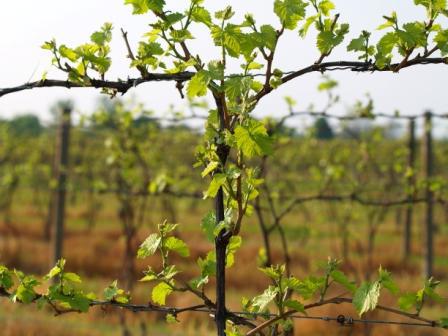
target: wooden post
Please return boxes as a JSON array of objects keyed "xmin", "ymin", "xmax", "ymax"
[
  {"xmin": 52, "ymin": 104, "xmax": 72, "ymax": 266},
  {"xmin": 214, "ymin": 97, "xmax": 231, "ymax": 336},
  {"xmin": 423, "ymin": 111, "xmax": 434, "ymax": 279},
  {"xmin": 403, "ymin": 117, "xmax": 416, "ymax": 260}
]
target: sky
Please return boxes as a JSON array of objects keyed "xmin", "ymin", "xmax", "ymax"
[{"xmin": 0, "ymin": 0, "xmax": 447, "ymax": 132}]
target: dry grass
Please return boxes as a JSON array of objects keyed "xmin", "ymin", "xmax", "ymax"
[{"xmin": 0, "ymin": 195, "xmax": 447, "ymax": 336}]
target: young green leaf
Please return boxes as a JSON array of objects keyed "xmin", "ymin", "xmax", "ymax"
[
  {"xmin": 201, "ymin": 211, "xmax": 217, "ymax": 242},
  {"xmin": 0, "ymin": 266, "xmax": 13, "ymax": 290},
  {"xmin": 274, "ymin": 0, "xmax": 307, "ymax": 30},
  {"xmin": 187, "ymin": 70, "xmax": 211, "ymax": 98},
  {"xmin": 330, "ymin": 270, "xmax": 355, "ymax": 293},
  {"xmin": 137, "ymin": 233, "xmax": 162, "ymax": 258},
  {"xmin": 251, "ymin": 286, "xmax": 278, "ymax": 312},
  {"xmin": 234, "ymin": 119, "xmax": 273, "ymax": 158},
  {"xmin": 353, "ymin": 281, "xmax": 381, "ymax": 316},
  {"xmin": 165, "ymin": 237, "xmax": 190, "ymax": 257},
  {"xmin": 204, "ymin": 173, "xmax": 227, "ymax": 198},
  {"xmin": 284, "ymin": 299, "xmax": 306, "ymax": 314},
  {"xmin": 152, "ymin": 282, "xmax": 173, "ymax": 305}
]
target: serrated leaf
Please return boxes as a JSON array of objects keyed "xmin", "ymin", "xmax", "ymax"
[
  {"xmin": 187, "ymin": 70, "xmax": 211, "ymax": 97},
  {"xmin": 353, "ymin": 281, "xmax": 381, "ymax": 316},
  {"xmin": 378, "ymin": 268, "xmax": 399, "ymax": 295},
  {"xmin": 104, "ymin": 280, "xmax": 119, "ymax": 301},
  {"xmin": 398, "ymin": 293, "xmax": 418, "ymax": 311},
  {"xmin": 147, "ymin": 0, "xmax": 165, "ymax": 12},
  {"xmin": 191, "ymin": 6, "xmax": 212, "ymax": 27},
  {"xmin": 202, "ymin": 161, "xmax": 219, "ymax": 178},
  {"xmin": 201, "ymin": 211, "xmax": 216, "ymax": 242},
  {"xmin": 63, "ymin": 272, "xmax": 82, "ymax": 283},
  {"xmin": 166, "ymin": 313, "xmax": 178, "ymax": 323},
  {"xmin": 124, "ymin": 0, "xmax": 149, "ymax": 14},
  {"xmin": 319, "ymin": 0, "xmax": 335, "ymax": 16},
  {"xmin": 435, "ymin": 29, "xmax": 448, "ymax": 55},
  {"xmin": 284, "ymin": 299, "xmax": 306, "ymax": 314},
  {"xmin": 259, "ymin": 25, "xmax": 277, "ymax": 50},
  {"xmin": 347, "ymin": 35, "xmax": 366, "ymax": 52},
  {"xmin": 226, "ymin": 235, "xmax": 242, "ymax": 268},
  {"xmin": 204, "ymin": 173, "xmax": 227, "ymax": 198},
  {"xmin": 59, "ymin": 45, "xmax": 79, "ymax": 62},
  {"xmin": 165, "ymin": 237, "xmax": 189, "ymax": 257},
  {"xmin": 291, "ymin": 276, "xmax": 324, "ymax": 299},
  {"xmin": 0, "ymin": 266, "xmax": 13, "ymax": 290},
  {"xmin": 45, "ymin": 265, "xmax": 61, "ymax": 280},
  {"xmin": 252, "ymin": 286, "xmax": 278, "ymax": 312},
  {"xmin": 137, "ymin": 234, "xmax": 161, "ymax": 258},
  {"xmin": 330, "ymin": 270, "xmax": 355, "ymax": 293},
  {"xmin": 152, "ymin": 282, "xmax": 173, "ymax": 305},
  {"xmin": 235, "ymin": 119, "xmax": 273, "ymax": 158},
  {"xmin": 274, "ymin": 0, "xmax": 307, "ymax": 30}
]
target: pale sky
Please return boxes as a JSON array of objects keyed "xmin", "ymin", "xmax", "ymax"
[{"xmin": 0, "ymin": 0, "xmax": 447, "ymax": 128}]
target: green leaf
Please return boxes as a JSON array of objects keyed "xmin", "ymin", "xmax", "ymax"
[
  {"xmin": 259, "ymin": 266, "xmax": 282, "ymax": 281},
  {"xmin": 152, "ymin": 282, "xmax": 173, "ymax": 305},
  {"xmin": 319, "ymin": 0, "xmax": 335, "ymax": 16},
  {"xmin": 201, "ymin": 211, "xmax": 216, "ymax": 242},
  {"xmin": 162, "ymin": 265, "xmax": 179, "ymax": 280},
  {"xmin": 201, "ymin": 161, "xmax": 219, "ymax": 178},
  {"xmin": 435, "ymin": 29, "xmax": 448, "ymax": 55},
  {"xmin": 234, "ymin": 119, "xmax": 273, "ymax": 158},
  {"xmin": 330, "ymin": 270, "xmax": 355, "ymax": 293},
  {"xmin": 63, "ymin": 272, "xmax": 82, "ymax": 283},
  {"xmin": 347, "ymin": 32, "xmax": 369, "ymax": 53},
  {"xmin": 14, "ymin": 275, "xmax": 39, "ymax": 304},
  {"xmin": 399, "ymin": 22, "xmax": 427, "ymax": 50},
  {"xmin": 67, "ymin": 293, "xmax": 91, "ymax": 312},
  {"xmin": 377, "ymin": 11, "xmax": 397, "ymax": 30},
  {"xmin": 140, "ymin": 271, "xmax": 158, "ymax": 282},
  {"xmin": 252, "ymin": 286, "xmax": 278, "ymax": 312},
  {"xmin": 124, "ymin": 0, "xmax": 149, "ymax": 14},
  {"xmin": 375, "ymin": 32, "xmax": 398, "ymax": 68},
  {"xmin": 124, "ymin": 0, "xmax": 164, "ymax": 14},
  {"xmin": 439, "ymin": 317, "xmax": 448, "ymax": 328},
  {"xmin": 317, "ymin": 24, "xmax": 349, "ymax": 54},
  {"xmin": 45, "ymin": 265, "xmax": 61, "ymax": 280},
  {"xmin": 259, "ymin": 25, "xmax": 277, "ymax": 50},
  {"xmin": 170, "ymin": 29, "xmax": 194, "ymax": 42},
  {"xmin": 284, "ymin": 299, "xmax": 306, "ymax": 314},
  {"xmin": 378, "ymin": 268, "xmax": 399, "ymax": 295},
  {"xmin": 104, "ymin": 280, "xmax": 119, "ymax": 301},
  {"xmin": 215, "ymin": 6, "xmax": 235, "ymax": 20},
  {"xmin": 191, "ymin": 6, "xmax": 212, "ymax": 27},
  {"xmin": 165, "ymin": 237, "xmax": 189, "ymax": 257},
  {"xmin": 0, "ymin": 266, "xmax": 13, "ymax": 290},
  {"xmin": 137, "ymin": 233, "xmax": 161, "ymax": 258},
  {"xmin": 41, "ymin": 40, "xmax": 56, "ymax": 51},
  {"xmin": 204, "ymin": 173, "xmax": 227, "ymax": 198},
  {"xmin": 147, "ymin": 0, "xmax": 165, "ymax": 12},
  {"xmin": 187, "ymin": 70, "xmax": 211, "ymax": 98},
  {"xmin": 274, "ymin": 0, "xmax": 307, "ymax": 30},
  {"xmin": 224, "ymin": 77, "xmax": 252, "ymax": 101},
  {"xmin": 291, "ymin": 276, "xmax": 324, "ymax": 299},
  {"xmin": 318, "ymin": 77, "xmax": 338, "ymax": 91},
  {"xmin": 166, "ymin": 313, "xmax": 178, "ymax": 323},
  {"xmin": 90, "ymin": 23, "xmax": 113, "ymax": 46},
  {"xmin": 353, "ymin": 281, "xmax": 381, "ymax": 316},
  {"xmin": 398, "ymin": 293, "xmax": 418, "ymax": 311},
  {"xmin": 226, "ymin": 235, "xmax": 242, "ymax": 268},
  {"xmin": 59, "ymin": 45, "xmax": 79, "ymax": 62},
  {"xmin": 414, "ymin": 0, "xmax": 447, "ymax": 18}
]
